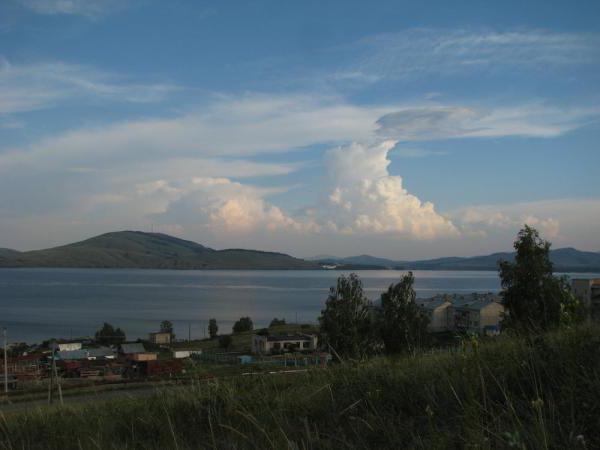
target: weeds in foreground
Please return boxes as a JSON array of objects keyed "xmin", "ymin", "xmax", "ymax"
[{"xmin": 1, "ymin": 326, "xmax": 599, "ymax": 449}]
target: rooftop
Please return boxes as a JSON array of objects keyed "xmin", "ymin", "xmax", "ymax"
[{"xmin": 264, "ymin": 334, "xmax": 315, "ymax": 342}]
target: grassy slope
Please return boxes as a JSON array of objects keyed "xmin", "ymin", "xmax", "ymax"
[
  {"xmin": 2, "ymin": 326, "xmax": 599, "ymax": 449},
  {"xmin": 0, "ymin": 231, "xmax": 319, "ymax": 269}
]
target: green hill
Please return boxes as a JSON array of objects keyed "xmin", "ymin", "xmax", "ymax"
[
  {"xmin": 0, "ymin": 231, "xmax": 320, "ymax": 269},
  {"xmin": 318, "ymin": 247, "xmax": 600, "ymax": 272}
]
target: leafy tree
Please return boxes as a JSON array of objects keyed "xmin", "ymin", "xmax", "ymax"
[
  {"xmin": 94, "ymin": 322, "xmax": 126, "ymax": 346},
  {"xmin": 160, "ymin": 320, "xmax": 173, "ymax": 334},
  {"xmin": 499, "ymin": 225, "xmax": 584, "ymax": 332},
  {"xmin": 319, "ymin": 273, "xmax": 375, "ymax": 359},
  {"xmin": 379, "ymin": 272, "xmax": 429, "ymax": 354},
  {"xmin": 218, "ymin": 334, "xmax": 233, "ymax": 349},
  {"xmin": 232, "ymin": 317, "xmax": 253, "ymax": 333},
  {"xmin": 208, "ymin": 318, "xmax": 218, "ymax": 338},
  {"xmin": 269, "ymin": 318, "xmax": 286, "ymax": 327}
]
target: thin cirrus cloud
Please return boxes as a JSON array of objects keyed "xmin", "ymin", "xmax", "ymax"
[
  {"xmin": 16, "ymin": 0, "xmax": 134, "ymax": 18},
  {"xmin": 331, "ymin": 28, "xmax": 600, "ymax": 83},
  {"xmin": 0, "ymin": 57, "xmax": 180, "ymax": 115}
]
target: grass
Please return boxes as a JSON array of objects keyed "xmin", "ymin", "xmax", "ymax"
[{"xmin": 1, "ymin": 325, "xmax": 599, "ymax": 449}]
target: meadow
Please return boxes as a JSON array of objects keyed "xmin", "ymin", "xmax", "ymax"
[{"xmin": 1, "ymin": 325, "xmax": 598, "ymax": 449}]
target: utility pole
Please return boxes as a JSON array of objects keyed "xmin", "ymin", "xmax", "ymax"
[
  {"xmin": 48, "ymin": 340, "xmax": 63, "ymax": 406},
  {"xmin": 3, "ymin": 327, "xmax": 8, "ymax": 394},
  {"xmin": 188, "ymin": 322, "xmax": 191, "ymax": 342}
]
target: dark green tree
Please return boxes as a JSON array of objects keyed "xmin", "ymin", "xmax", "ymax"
[
  {"xmin": 499, "ymin": 225, "xmax": 583, "ymax": 332},
  {"xmin": 232, "ymin": 317, "xmax": 253, "ymax": 333},
  {"xmin": 319, "ymin": 273, "xmax": 375, "ymax": 359},
  {"xmin": 160, "ymin": 320, "xmax": 173, "ymax": 333},
  {"xmin": 379, "ymin": 272, "xmax": 429, "ymax": 354},
  {"xmin": 94, "ymin": 322, "xmax": 126, "ymax": 346},
  {"xmin": 269, "ymin": 318, "xmax": 286, "ymax": 327},
  {"xmin": 208, "ymin": 318, "xmax": 218, "ymax": 338}
]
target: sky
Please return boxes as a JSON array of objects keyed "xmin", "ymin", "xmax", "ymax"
[{"xmin": 0, "ymin": 0, "xmax": 599, "ymax": 259}]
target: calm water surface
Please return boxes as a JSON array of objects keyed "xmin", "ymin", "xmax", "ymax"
[{"xmin": 1, "ymin": 268, "xmax": 597, "ymax": 343}]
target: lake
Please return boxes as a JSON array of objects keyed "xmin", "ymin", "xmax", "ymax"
[{"xmin": 1, "ymin": 268, "xmax": 598, "ymax": 343}]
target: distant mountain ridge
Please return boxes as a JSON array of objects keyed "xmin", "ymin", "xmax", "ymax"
[
  {"xmin": 316, "ymin": 247, "xmax": 600, "ymax": 272},
  {"xmin": 0, "ymin": 231, "xmax": 319, "ymax": 270},
  {"xmin": 1, "ymin": 232, "xmax": 599, "ymax": 271}
]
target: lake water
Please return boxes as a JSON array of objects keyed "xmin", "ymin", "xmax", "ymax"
[{"xmin": 1, "ymin": 268, "xmax": 598, "ymax": 344}]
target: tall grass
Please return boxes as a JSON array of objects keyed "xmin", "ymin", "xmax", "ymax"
[{"xmin": 1, "ymin": 326, "xmax": 599, "ymax": 449}]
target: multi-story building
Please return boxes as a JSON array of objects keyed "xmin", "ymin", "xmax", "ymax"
[{"xmin": 572, "ymin": 278, "xmax": 600, "ymax": 320}]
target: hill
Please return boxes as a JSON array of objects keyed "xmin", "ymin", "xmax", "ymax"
[
  {"xmin": 317, "ymin": 247, "xmax": 600, "ymax": 272},
  {"xmin": 0, "ymin": 231, "xmax": 320, "ymax": 270}
]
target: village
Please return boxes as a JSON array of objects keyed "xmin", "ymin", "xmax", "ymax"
[{"xmin": 3, "ymin": 276, "xmax": 599, "ymax": 400}]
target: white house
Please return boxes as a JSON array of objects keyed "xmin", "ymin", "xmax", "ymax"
[
  {"xmin": 57, "ymin": 342, "xmax": 82, "ymax": 352},
  {"xmin": 251, "ymin": 334, "xmax": 318, "ymax": 354},
  {"xmin": 450, "ymin": 295, "xmax": 504, "ymax": 335},
  {"xmin": 417, "ymin": 297, "xmax": 452, "ymax": 332}
]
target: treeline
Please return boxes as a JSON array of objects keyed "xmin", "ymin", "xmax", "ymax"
[{"xmin": 320, "ymin": 225, "xmax": 587, "ymax": 359}]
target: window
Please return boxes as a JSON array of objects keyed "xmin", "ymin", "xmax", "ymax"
[
  {"xmin": 302, "ymin": 341, "xmax": 310, "ymax": 349},
  {"xmin": 273, "ymin": 342, "xmax": 281, "ymax": 350}
]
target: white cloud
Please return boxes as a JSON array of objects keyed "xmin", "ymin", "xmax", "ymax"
[
  {"xmin": 376, "ymin": 103, "xmax": 599, "ymax": 141},
  {"xmin": 0, "ymin": 94, "xmax": 384, "ymax": 170},
  {"xmin": 153, "ymin": 177, "xmax": 314, "ymax": 235},
  {"xmin": 17, "ymin": 0, "xmax": 132, "ymax": 18},
  {"xmin": 0, "ymin": 57, "xmax": 179, "ymax": 114},
  {"xmin": 317, "ymin": 141, "xmax": 458, "ymax": 239},
  {"xmin": 451, "ymin": 199, "xmax": 600, "ymax": 245},
  {"xmin": 337, "ymin": 28, "xmax": 600, "ymax": 82}
]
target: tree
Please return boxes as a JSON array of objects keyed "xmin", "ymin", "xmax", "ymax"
[
  {"xmin": 160, "ymin": 320, "xmax": 173, "ymax": 334},
  {"xmin": 499, "ymin": 225, "xmax": 584, "ymax": 332},
  {"xmin": 232, "ymin": 317, "xmax": 253, "ymax": 333},
  {"xmin": 269, "ymin": 318, "xmax": 286, "ymax": 327},
  {"xmin": 319, "ymin": 273, "xmax": 375, "ymax": 359},
  {"xmin": 94, "ymin": 322, "xmax": 126, "ymax": 346},
  {"xmin": 379, "ymin": 272, "xmax": 429, "ymax": 354},
  {"xmin": 208, "ymin": 318, "xmax": 218, "ymax": 338},
  {"xmin": 219, "ymin": 334, "xmax": 232, "ymax": 349}
]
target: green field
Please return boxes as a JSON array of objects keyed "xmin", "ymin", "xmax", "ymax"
[{"xmin": 1, "ymin": 325, "xmax": 599, "ymax": 449}]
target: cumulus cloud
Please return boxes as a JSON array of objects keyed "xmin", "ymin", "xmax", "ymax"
[
  {"xmin": 152, "ymin": 177, "xmax": 315, "ymax": 235},
  {"xmin": 317, "ymin": 141, "xmax": 458, "ymax": 239},
  {"xmin": 450, "ymin": 199, "xmax": 600, "ymax": 242}
]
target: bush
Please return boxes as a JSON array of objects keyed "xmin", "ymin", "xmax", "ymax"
[
  {"xmin": 232, "ymin": 317, "xmax": 253, "ymax": 333},
  {"xmin": 269, "ymin": 318, "xmax": 286, "ymax": 327},
  {"xmin": 218, "ymin": 335, "xmax": 232, "ymax": 349}
]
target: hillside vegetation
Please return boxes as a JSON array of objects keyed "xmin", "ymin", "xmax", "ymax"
[
  {"xmin": 0, "ymin": 231, "xmax": 319, "ymax": 270},
  {"xmin": 319, "ymin": 247, "xmax": 600, "ymax": 272},
  {"xmin": 1, "ymin": 326, "xmax": 599, "ymax": 449}
]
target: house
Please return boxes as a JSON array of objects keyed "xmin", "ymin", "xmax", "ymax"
[
  {"xmin": 572, "ymin": 278, "xmax": 600, "ymax": 320},
  {"xmin": 57, "ymin": 342, "xmax": 82, "ymax": 352},
  {"xmin": 120, "ymin": 342, "xmax": 147, "ymax": 356},
  {"xmin": 417, "ymin": 296, "xmax": 452, "ymax": 332},
  {"xmin": 449, "ymin": 295, "xmax": 504, "ymax": 334},
  {"xmin": 251, "ymin": 334, "xmax": 318, "ymax": 354},
  {"xmin": 149, "ymin": 331, "xmax": 172, "ymax": 345},
  {"xmin": 57, "ymin": 347, "xmax": 115, "ymax": 361}
]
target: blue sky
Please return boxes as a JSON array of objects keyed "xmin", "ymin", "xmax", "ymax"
[{"xmin": 1, "ymin": 0, "xmax": 599, "ymax": 258}]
